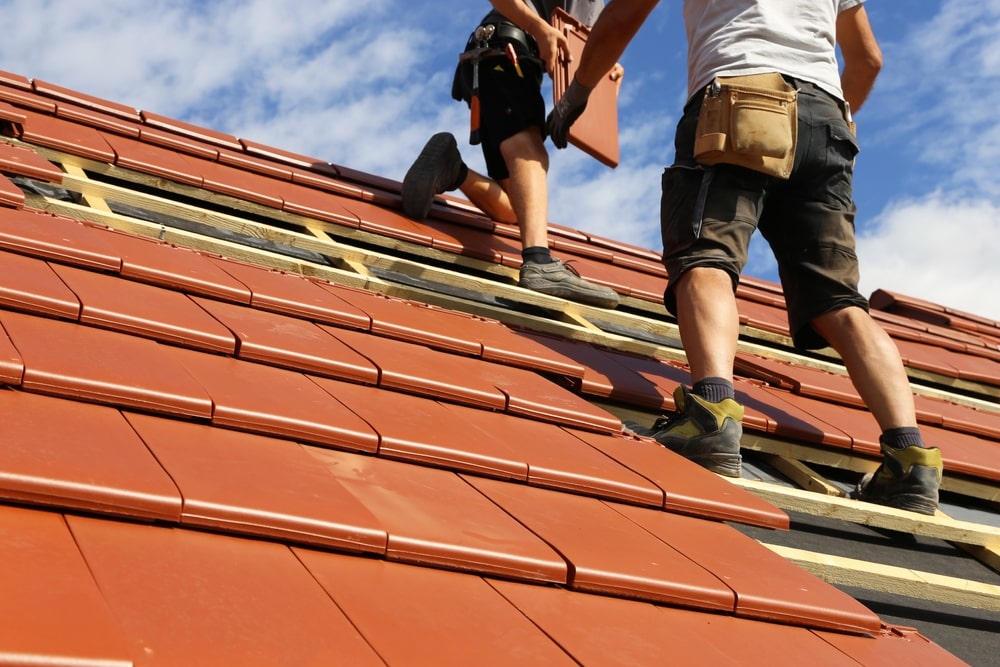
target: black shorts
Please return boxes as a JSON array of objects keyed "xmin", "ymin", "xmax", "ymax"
[
  {"xmin": 476, "ymin": 56, "xmax": 545, "ymax": 180},
  {"xmin": 661, "ymin": 79, "xmax": 869, "ymax": 350},
  {"xmin": 451, "ymin": 23, "xmax": 545, "ymax": 181}
]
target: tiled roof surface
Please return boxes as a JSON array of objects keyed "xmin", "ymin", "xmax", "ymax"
[{"xmin": 0, "ymin": 69, "xmax": 996, "ymax": 665}]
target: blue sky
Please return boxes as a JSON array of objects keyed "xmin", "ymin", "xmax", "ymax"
[{"xmin": 2, "ymin": 0, "xmax": 998, "ymax": 321}]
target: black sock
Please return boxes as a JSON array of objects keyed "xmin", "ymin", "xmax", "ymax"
[
  {"xmin": 448, "ymin": 162, "xmax": 469, "ymax": 191},
  {"xmin": 522, "ymin": 246, "xmax": 554, "ymax": 265},
  {"xmin": 880, "ymin": 426, "xmax": 924, "ymax": 450},
  {"xmin": 692, "ymin": 377, "xmax": 735, "ymax": 403}
]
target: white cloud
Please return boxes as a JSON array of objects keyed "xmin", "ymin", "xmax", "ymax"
[
  {"xmin": 854, "ymin": 0, "xmax": 1000, "ymax": 321},
  {"xmin": 857, "ymin": 193, "xmax": 1000, "ymax": 322}
]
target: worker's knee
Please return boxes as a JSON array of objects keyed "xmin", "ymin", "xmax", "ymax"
[{"xmin": 499, "ymin": 127, "xmax": 547, "ymax": 166}]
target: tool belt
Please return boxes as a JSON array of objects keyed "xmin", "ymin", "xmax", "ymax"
[
  {"xmin": 693, "ymin": 72, "xmax": 798, "ymax": 179},
  {"xmin": 451, "ymin": 19, "xmax": 542, "ymax": 145},
  {"xmin": 451, "ymin": 20, "xmax": 541, "ymax": 102}
]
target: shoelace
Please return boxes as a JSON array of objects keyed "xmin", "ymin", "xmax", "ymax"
[
  {"xmin": 650, "ymin": 412, "xmax": 682, "ymax": 431},
  {"xmin": 559, "ymin": 259, "xmax": 583, "ymax": 277}
]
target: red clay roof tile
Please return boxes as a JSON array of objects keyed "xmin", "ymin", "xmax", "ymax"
[
  {"xmin": 2, "ymin": 309, "xmax": 213, "ymax": 417},
  {"xmin": 0, "ymin": 250, "xmax": 81, "ymax": 319},
  {"xmin": 296, "ymin": 551, "xmax": 581, "ymax": 667},
  {"xmin": 16, "ymin": 108, "xmax": 115, "ymax": 163},
  {"xmin": 0, "ymin": 391, "xmax": 182, "ymax": 521},
  {"xmin": 192, "ymin": 296, "xmax": 377, "ymax": 382},
  {"xmin": 68, "ymin": 514, "xmax": 388, "ymax": 666},
  {"xmin": 52, "ymin": 263, "xmax": 237, "ymax": 353},
  {"xmin": 0, "ymin": 209, "xmax": 121, "ymax": 270},
  {"xmin": 166, "ymin": 345, "xmax": 380, "ymax": 451},
  {"xmin": 307, "ymin": 448, "xmax": 569, "ymax": 582},
  {"xmin": 0, "ymin": 173, "xmax": 24, "ymax": 208},
  {"xmin": 99, "ymin": 229, "xmax": 254, "ymax": 303},
  {"xmin": 209, "ymin": 258, "xmax": 371, "ymax": 328},
  {"xmin": 0, "ymin": 506, "xmax": 134, "ymax": 666},
  {"xmin": 0, "ymin": 140, "xmax": 64, "ymax": 182},
  {"xmin": 127, "ymin": 413, "xmax": 388, "ymax": 553},
  {"xmin": 469, "ymin": 475, "xmax": 736, "ymax": 610}
]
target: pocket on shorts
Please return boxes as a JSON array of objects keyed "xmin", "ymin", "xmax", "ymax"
[
  {"xmin": 660, "ymin": 166, "xmax": 706, "ymax": 255},
  {"xmin": 828, "ymin": 122, "xmax": 859, "ymax": 161},
  {"xmin": 825, "ymin": 122, "xmax": 859, "ymax": 209}
]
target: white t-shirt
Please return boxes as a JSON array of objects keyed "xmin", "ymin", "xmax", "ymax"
[{"xmin": 683, "ymin": 0, "xmax": 864, "ymax": 101}]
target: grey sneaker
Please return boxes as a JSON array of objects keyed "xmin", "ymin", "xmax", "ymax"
[
  {"xmin": 632, "ymin": 385, "xmax": 743, "ymax": 477},
  {"xmin": 851, "ymin": 443, "xmax": 942, "ymax": 515},
  {"xmin": 518, "ymin": 259, "xmax": 620, "ymax": 309},
  {"xmin": 401, "ymin": 132, "xmax": 464, "ymax": 220}
]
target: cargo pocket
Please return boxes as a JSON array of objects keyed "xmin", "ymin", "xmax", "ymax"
[
  {"xmin": 825, "ymin": 122, "xmax": 860, "ymax": 209},
  {"xmin": 828, "ymin": 121, "xmax": 859, "ymax": 161},
  {"xmin": 660, "ymin": 166, "xmax": 707, "ymax": 256}
]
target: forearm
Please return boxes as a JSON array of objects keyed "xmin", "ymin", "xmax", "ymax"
[
  {"xmin": 575, "ymin": 0, "xmax": 658, "ymax": 88},
  {"xmin": 840, "ymin": 59, "xmax": 880, "ymax": 112}
]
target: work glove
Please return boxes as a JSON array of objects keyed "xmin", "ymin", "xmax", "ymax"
[{"xmin": 547, "ymin": 77, "xmax": 593, "ymax": 149}]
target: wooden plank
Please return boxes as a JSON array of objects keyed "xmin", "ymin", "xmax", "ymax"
[
  {"xmin": 758, "ymin": 453, "xmax": 843, "ymax": 496},
  {"xmin": 764, "ymin": 542, "xmax": 1000, "ymax": 612},
  {"xmin": 32, "ymin": 163, "xmax": 695, "ymax": 346},
  {"xmin": 731, "ymin": 476, "xmax": 1000, "ymax": 549},
  {"xmin": 61, "ymin": 163, "xmax": 111, "ymax": 212},
  {"xmin": 25, "ymin": 193, "xmax": 678, "ymax": 360},
  {"xmin": 956, "ymin": 543, "xmax": 1000, "ymax": 576}
]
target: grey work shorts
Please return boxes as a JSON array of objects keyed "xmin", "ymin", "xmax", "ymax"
[{"xmin": 660, "ymin": 78, "xmax": 869, "ymax": 350}]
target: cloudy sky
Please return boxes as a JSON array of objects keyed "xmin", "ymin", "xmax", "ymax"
[{"xmin": 2, "ymin": 0, "xmax": 998, "ymax": 321}]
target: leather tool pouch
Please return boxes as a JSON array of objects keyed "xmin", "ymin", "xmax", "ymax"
[{"xmin": 693, "ymin": 72, "xmax": 797, "ymax": 179}]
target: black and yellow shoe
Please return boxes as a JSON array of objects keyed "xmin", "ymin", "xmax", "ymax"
[
  {"xmin": 634, "ymin": 385, "xmax": 744, "ymax": 477},
  {"xmin": 852, "ymin": 443, "xmax": 942, "ymax": 515}
]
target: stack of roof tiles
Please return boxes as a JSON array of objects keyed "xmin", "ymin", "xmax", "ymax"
[{"xmin": 0, "ymin": 68, "xmax": 992, "ymax": 666}]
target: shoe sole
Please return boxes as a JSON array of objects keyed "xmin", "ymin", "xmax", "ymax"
[
  {"xmin": 401, "ymin": 133, "xmax": 457, "ymax": 220},
  {"xmin": 853, "ymin": 489, "xmax": 938, "ymax": 516},
  {"xmin": 518, "ymin": 278, "xmax": 620, "ymax": 309},
  {"xmin": 523, "ymin": 285, "xmax": 620, "ymax": 309},
  {"xmin": 689, "ymin": 451, "xmax": 742, "ymax": 477}
]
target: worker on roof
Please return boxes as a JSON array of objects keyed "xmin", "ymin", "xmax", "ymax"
[
  {"xmin": 399, "ymin": 0, "xmax": 620, "ymax": 309},
  {"xmin": 549, "ymin": 0, "xmax": 943, "ymax": 514}
]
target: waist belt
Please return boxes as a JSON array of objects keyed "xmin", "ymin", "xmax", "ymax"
[{"xmin": 471, "ymin": 21, "xmax": 539, "ymax": 57}]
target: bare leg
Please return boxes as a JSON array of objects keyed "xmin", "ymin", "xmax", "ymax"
[
  {"xmin": 673, "ymin": 267, "xmax": 741, "ymax": 384},
  {"xmin": 498, "ymin": 126, "xmax": 550, "ymax": 249},
  {"xmin": 811, "ymin": 306, "xmax": 917, "ymax": 431},
  {"xmin": 457, "ymin": 170, "xmax": 518, "ymax": 224}
]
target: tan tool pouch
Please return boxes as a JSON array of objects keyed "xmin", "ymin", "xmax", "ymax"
[{"xmin": 693, "ymin": 72, "xmax": 798, "ymax": 179}]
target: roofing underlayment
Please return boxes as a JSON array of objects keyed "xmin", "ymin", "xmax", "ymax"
[{"xmin": 0, "ymin": 69, "xmax": 998, "ymax": 666}]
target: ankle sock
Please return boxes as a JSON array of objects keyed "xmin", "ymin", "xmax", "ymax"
[
  {"xmin": 448, "ymin": 162, "xmax": 469, "ymax": 191},
  {"xmin": 522, "ymin": 246, "xmax": 554, "ymax": 265},
  {"xmin": 880, "ymin": 426, "xmax": 925, "ymax": 450},
  {"xmin": 692, "ymin": 377, "xmax": 735, "ymax": 403}
]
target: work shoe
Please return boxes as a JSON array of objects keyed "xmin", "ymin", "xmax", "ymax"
[
  {"xmin": 518, "ymin": 259, "xmax": 620, "ymax": 309},
  {"xmin": 401, "ymin": 132, "xmax": 464, "ymax": 220},
  {"xmin": 633, "ymin": 385, "xmax": 744, "ymax": 477},
  {"xmin": 852, "ymin": 443, "xmax": 942, "ymax": 515}
]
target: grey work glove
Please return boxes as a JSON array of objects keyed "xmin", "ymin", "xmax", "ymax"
[{"xmin": 547, "ymin": 78, "xmax": 593, "ymax": 149}]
